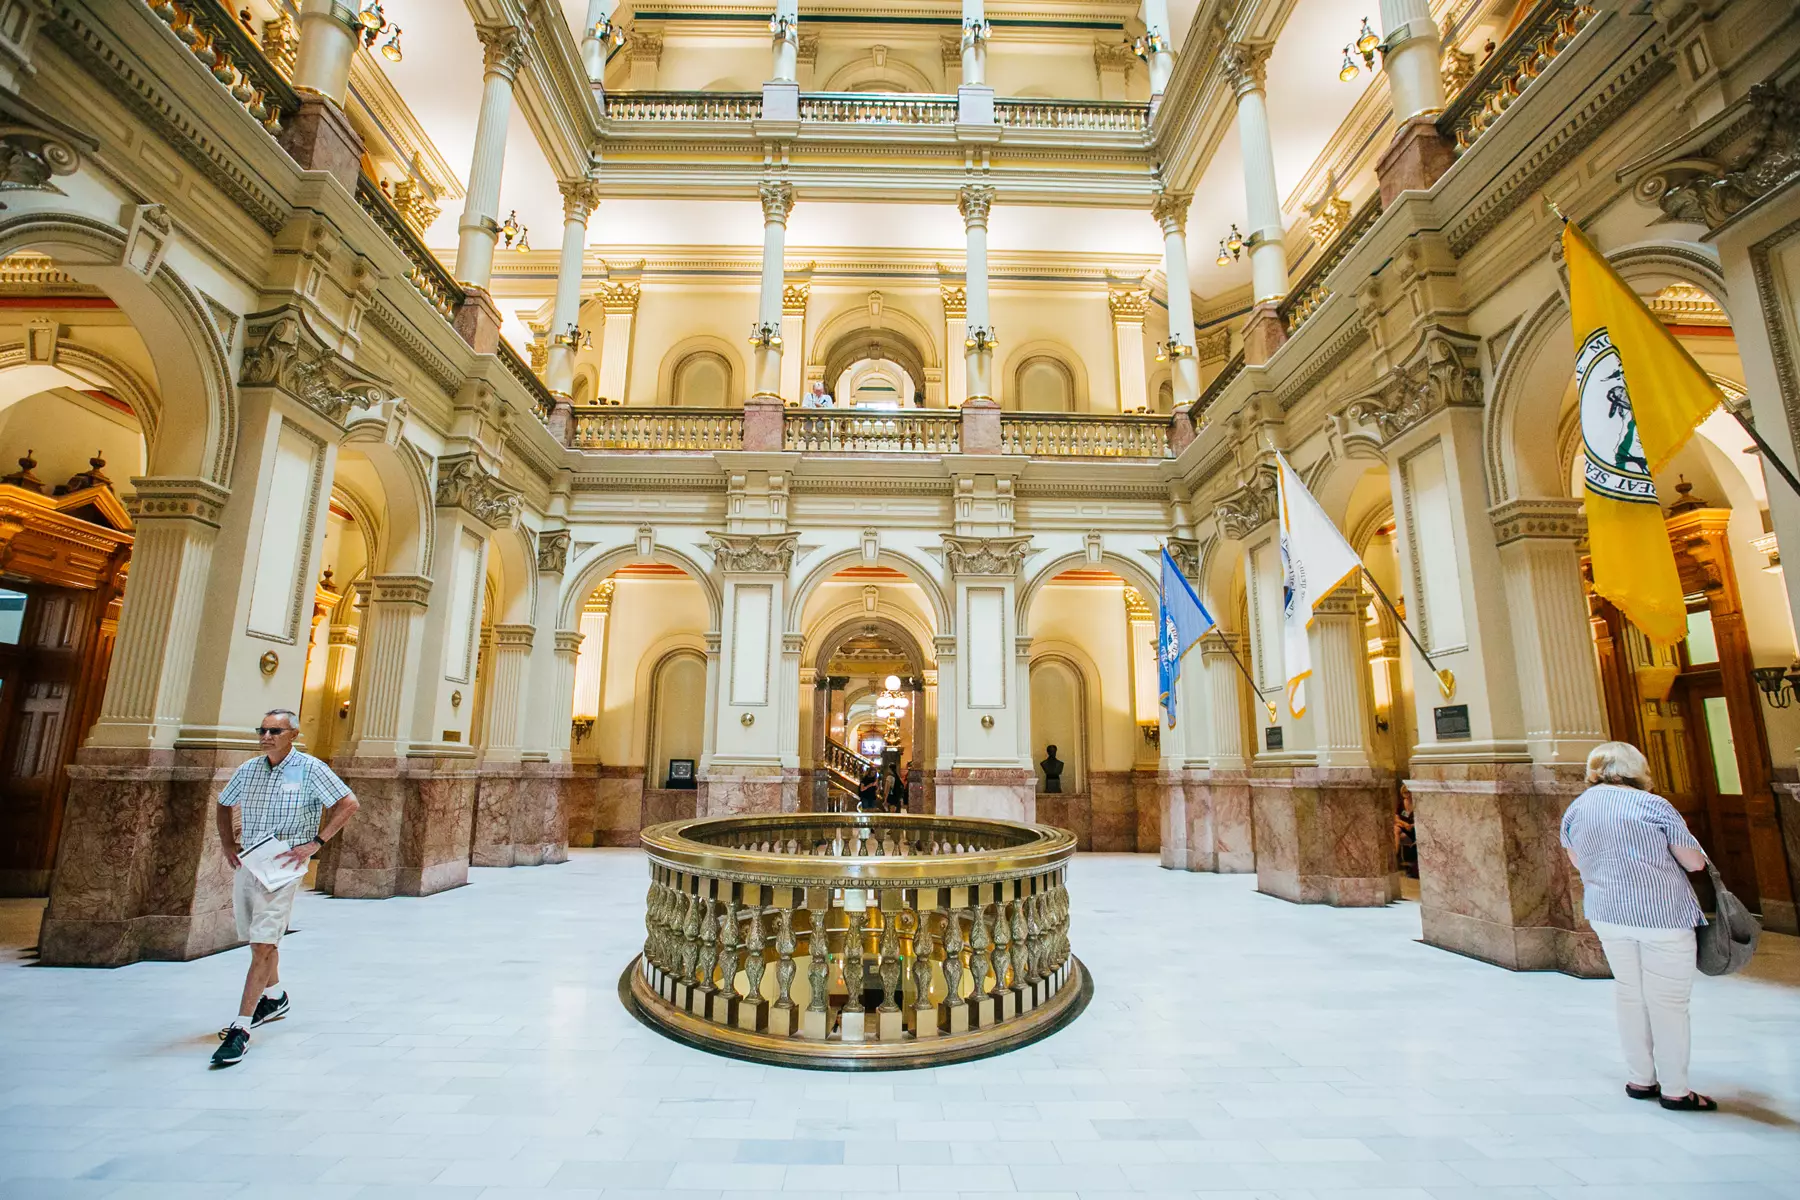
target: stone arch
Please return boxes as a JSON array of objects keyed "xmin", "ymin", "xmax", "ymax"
[
  {"xmin": 807, "ymin": 612, "xmax": 928, "ymax": 676},
  {"xmin": 0, "ymin": 339, "xmax": 161, "ymax": 455},
  {"xmin": 485, "ymin": 524, "xmax": 537, "ymax": 625},
  {"xmin": 559, "ymin": 540, "xmax": 722, "ymax": 631},
  {"xmin": 1027, "ymin": 645, "xmax": 1101, "ymax": 795},
  {"xmin": 337, "ymin": 423, "xmax": 435, "ymax": 576},
  {"xmin": 1016, "ymin": 549, "xmax": 1160, "ymax": 637},
  {"xmin": 821, "ymin": 54, "xmax": 937, "ymax": 94},
  {"xmin": 785, "ymin": 546, "xmax": 952, "ymax": 636},
  {"xmin": 640, "ymin": 641, "xmax": 709, "ymax": 784},
  {"xmin": 571, "ymin": 366, "xmax": 595, "ymax": 406},
  {"xmin": 809, "ymin": 304, "xmax": 941, "ymax": 390},
  {"xmin": 1486, "ymin": 238, "xmax": 1731, "ymax": 508},
  {"xmin": 656, "ymin": 334, "xmax": 746, "ymax": 407},
  {"xmin": 322, "ymin": 477, "xmax": 380, "ymax": 623},
  {"xmin": 1003, "ymin": 340, "xmax": 1089, "ymax": 412},
  {"xmin": 0, "ymin": 210, "xmax": 234, "ymax": 484}
]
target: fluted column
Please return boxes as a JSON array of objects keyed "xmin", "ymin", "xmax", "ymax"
[
  {"xmin": 551, "ymin": 631, "xmax": 584, "ymax": 757},
  {"xmin": 1375, "ymin": 0, "xmax": 1455, "ymax": 204},
  {"xmin": 454, "ymin": 26, "xmax": 526, "ymax": 290},
  {"xmin": 344, "ymin": 576, "xmax": 432, "ymax": 757},
  {"xmin": 84, "ymin": 480, "xmax": 226, "ymax": 749},
  {"xmin": 547, "ymin": 180, "xmax": 602, "ymax": 400},
  {"xmin": 581, "ymin": 0, "xmax": 611, "ymax": 85},
  {"xmin": 481, "ymin": 626, "xmax": 534, "ymax": 760},
  {"xmin": 1109, "ymin": 287, "xmax": 1150, "ymax": 412},
  {"xmin": 1141, "ymin": 0, "xmax": 1176, "ymax": 97},
  {"xmin": 1151, "ymin": 192, "xmax": 1200, "ymax": 408},
  {"xmin": 290, "ymin": 0, "xmax": 359, "ymax": 103},
  {"xmin": 1310, "ymin": 585, "xmax": 1374, "ymax": 770},
  {"xmin": 1494, "ymin": 501, "xmax": 1606, "ymax": 765},
  {"xmin": 1201, "ymin": 634, "xmax": 1249, "ymax": 772},
  {"xmin": 751, "ymin": 181, "xmax": 794, "ymax": 403},
  {"xmin": 959, "ymin": 185, "xmax": 996, "ymax": 404},
  {"xmin": 1223, "ymin": 41, "xmax": 1290, "ymax": 365},
  {"xmin": 571, "ymin": 581, "xmax": 613, "ymax": 729}
]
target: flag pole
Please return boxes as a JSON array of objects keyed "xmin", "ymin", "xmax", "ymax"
[
  {"xmin": 1359, "ymin": 567, "xmax": 1455, "ymax": 701},
  {"xmin": 1205, "ymin": 628, "xmax": 1279, "ymax": 725}
]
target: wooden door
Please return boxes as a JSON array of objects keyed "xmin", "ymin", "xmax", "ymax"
[{"xmin": 1674, "ymin": 671, "xmax": 1761, "ymax": 905}]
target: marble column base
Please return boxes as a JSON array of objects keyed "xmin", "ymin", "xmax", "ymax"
[
  {"xmin": 933, "ymin": 767, "xmax": 1035, "ymax": 823},
  {"xmin": 1159, "ymin": 770, "xmax": 1188, "ymax": 869},
  {"xmin": 1034, "ymin": 789, "xmax": 1089, "ymax": 848},
  {"xmin": 1133, "ymin": 769, "xmax": 1163, "ymax": 855},
  {"xmin": 1240, "ymin": 302, "xmax": 1288, "ymax": 367},
  {"xmin": 1252, "ymin": 765, "xmax": 1399, "ymax": 907},
  {"xmin": 39, "ymin": 747, "xmax": 249, "ymax": 966},
  {"xmin": 1408, "ymin": 762, "xmax": 1607, "ymax": 977},
  {"xmin": 1088, "ymin": 771, "xmax": 1138, "ymax": 849},
  {"xmin": 1199, "ymin": 769, "xmax": 1254, "ymax": 872},
  {"xmin": 319, "ymin": 756, "xmax": 476, "ymax": 899},
  {"xmin": 1376, "ymin": 115, "xmax": 1456, "ymax": 207},
  {"xmin": 565, "ymin": 760, "xmax": 602, "ymax": 848},
  {"xmin": 700, "ymin": 768, "xmax": 786, "ymax": 817},
  {"xmin": 643, "ymin": 786, "xmax": 699, "ymax": 830},
  {"xmin": 277, "ymin": 95, "xmax": 363, "ymax": 192},
  {"xmin": 470, "ymin": 763, "xmax": 572, "ymax": 868},
  {"xmin": 596, "ymin": 765, "xmax": 647, "ymax": 846}
]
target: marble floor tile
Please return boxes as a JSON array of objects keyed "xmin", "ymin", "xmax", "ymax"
[{"xmin": 0, "ymin": 851, "xmax": 1795, "ymax": 1198}]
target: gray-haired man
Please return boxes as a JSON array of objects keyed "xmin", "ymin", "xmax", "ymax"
[{"xmin": 211, "ymin": 709, "xmax": 359, "ymax": 1067}]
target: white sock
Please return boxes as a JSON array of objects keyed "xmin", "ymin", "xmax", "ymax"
[
  {"xmin": 262, "ymin": 983, "xmax": 284, "ymax": 1000},
  {"xmin": 229, "ymin": 1014, "xmax": 251, "ymax": 1030}
]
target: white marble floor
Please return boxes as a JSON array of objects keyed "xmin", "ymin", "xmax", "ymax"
[{"xmin": 2, "ymin": 851, "xmax": 1799, "ymax": 1200}]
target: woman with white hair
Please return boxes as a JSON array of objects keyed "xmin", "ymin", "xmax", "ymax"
[{"xmin": 1560, "ymin": 740, "xmax": 1714, "ymax": 1111}]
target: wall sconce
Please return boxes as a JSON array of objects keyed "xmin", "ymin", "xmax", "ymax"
[
  {"xmin": 961, "ymin": 17, "xmax": 992, "ymax": 47},
  {"xmin": 356, "ymin": 2, "xmax": 402, "ymax": 61},
  {"xmin": 1753, "ymin": 663, "xmax": 1800, "ymax": 708},
  {"xmin": 964, "ymin": 325, "xmax": 998, "ymax": 352},
  {"xmin": 552, "ymin": 324, "xmax": 591, "ymax": 350},
  {"xmin": 1339, "ymin": 17, "xmax": 1380, "ymax": 81},
  {"xmin": 1215, "ymin": 223, "xmax": 1244, "ymax": 266},
  {"xmin": 1155, "ymin": 337, "xmax": 1192, "ymax": 363},
  {"xmin": 1132, "ymin": 31, "xmax": 1169, "ymax": 60},
  {"xmin": 748, "ymin": 320, "xmax": 784, "ymax": 349},
  {"xmin": 769, "ymin": 14, "xmax": 797, "ymax": 41},
  {"xmin": 571, "ymin": 715, "xmax": 596, "ymax": 738},
  {"xmin": 590, "ymin": 17, "xmax": 627, "ymax": 48},
  {"xmin": 498, "ymin": 210, "xmax": 529, "ymax": 251},
  {"xmin": 1140, "ymin": 722, "xmax": 1160, "ymax": 748}
]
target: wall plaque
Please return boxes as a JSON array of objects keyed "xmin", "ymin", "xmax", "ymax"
[
  {"xmin": 1434, "ymin": 704, "xmax": 1472, "ymax": 740},
  {"xmin": 1264, "ymin": 726, "xmax": 1284, "ymax": 751}
]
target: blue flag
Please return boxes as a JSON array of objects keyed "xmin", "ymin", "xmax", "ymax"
[{"xmin": 1158, "ymin": 547, "xmax": 1215, "ymax": 727}]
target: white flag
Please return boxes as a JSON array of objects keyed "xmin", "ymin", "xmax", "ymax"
[{"xmin": 1276, "ymin": 452, "xmax": 1362, "ymax": 718}]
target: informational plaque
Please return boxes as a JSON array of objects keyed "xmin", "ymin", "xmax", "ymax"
[
  {"xmin": 1434, "ymin": 704, "xmax": 1472, "ymax": 740},
  {"xmin": 1264, "ymin": 726, "xmax": 1284, "ymax": 751}
]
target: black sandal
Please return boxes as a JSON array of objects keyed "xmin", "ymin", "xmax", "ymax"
[
  {"xmin": 1658, "ymin": 1092, "xmax": 1718, "ymax": 1111},
  {"xmin": 1625, "ymin": 1082, "xmax": 1661, "ymax": 1101}
]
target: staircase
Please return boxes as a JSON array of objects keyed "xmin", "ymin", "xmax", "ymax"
[{"xmin": 822, "ymin": 737, "xmax": 876, "ymax": 811}]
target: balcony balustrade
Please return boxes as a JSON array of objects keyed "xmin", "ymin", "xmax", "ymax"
[
  {"xmin": 604, "ymin": 91, "xmax": 763, "ymax": 122},
  {"xmin": 630, "ymin": 814, "xmax": 1082, "ymax": 1067},
  {"xmin": 998, "ymin": 412, "xmax": 1171, "ymax": 459},
  {"xmin": 141, "ymin": 0, "xmax": 297, "ymax": 135},
  {"xmin": 785, "ymin": 410, "xmax": 962, "ymax": 454},
  {"xmin": 570, "ymin": 407, "xmax": 746, "ymax": 451},
  {"xmin": 1438, "ymin": 1, "xmax": 1597, "ymax": 156},
  {"xmin": 1278, "ymin": 197, "xmax": 1382, "ymax": 335},
  {"xmin": 994, "ymin": 98, "xmax": 1149, "ymax": 133},
  {"xmin": 599, "ymin": 91, "xmax": 1148, "ymax": 134}
]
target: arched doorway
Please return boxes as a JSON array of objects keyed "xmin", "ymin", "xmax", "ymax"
[{"xmin": 810, "ymin": 617, "xmax": 926, "ymax": 813}]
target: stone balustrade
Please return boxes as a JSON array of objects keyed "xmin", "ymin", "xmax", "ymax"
[
  {"xmin": 355, "ymin": 174, "xmax": 464, "ymax": 319},
  {"xmin": 604, "ymin": 91, "xmax": 763, "ymax": 122},
  {"xmin": 998, "ymin": 412, "xmax": 1171, "ymax": 459},
  {"xmin": 1437, "ymin": 1, "xmax": 1597, "ymax": 156},
  {"xmin": 141, "ymin": 0, "xmax": 296, "ymax": 135},
  {"xmin": 598, "ymin": 91, "xmax": 1148, "ymax": 134},
  {"xmin": 798, "ymin": 93, "xmax": 961, "ymax": 125},
  {"xmin": 569, "ymin": 407, "xmax": 746, "ymax": 451},
  {"xmin": 630, "ymin": 814, "xmax": 1082, "ymax": 1066},
  {"xmin": 1279, "ymin": 197, "xmax": 1383, "ymax": 335},
  {"xmin": 995, "ymin": 98, "xmax": 1149, "ymax": 133},
  {"xmin": 784, "ymin": 410, "xmax": 962, "ymax": 454}
]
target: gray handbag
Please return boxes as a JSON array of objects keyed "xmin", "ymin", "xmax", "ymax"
[{"xmin": 1696, "ymin": 859, "xmax": 1759, "ymax": 976}]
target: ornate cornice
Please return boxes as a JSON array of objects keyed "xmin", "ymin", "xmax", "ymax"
[
  {"xmin": 1213, "ymin": 465, "xmax": 1279, "ymax": 542},
  {"xmin": 708, "ymin": 531, "xmax": 799, "ymax": 573},
  {"xmin": 1490, "ymin": 498, "xmax": 1585, "ymax": 545},
  {"xmin": 435, "ymin": 454, "xmax": 522, "ymax": 530},
  {"xmin": 941, "ymin": 534, "xmax": 1032, "ymax": 576},
  {"xmin": 1342, "ymin": 331, "xmax": 1482, "ymax": 444},
  {"xmin": 537, "ymin": 528, "xmax": 570, "ymax": 573},
  {"xmin": 1632, "ymin": 76, "xmax": 1800, "ymax": 233},
  {"xmin": 239, "ymin": 305, "xmax": 391, "ymax": 427}
]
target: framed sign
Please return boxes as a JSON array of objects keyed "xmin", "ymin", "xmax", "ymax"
[
  {"xmin": 1434, "ymin": 704, "xmax": 1472, "ymax": 740},
  {"xmin": 665, "ymin": 758, "xmax": 697, "ymax": 789},
  {"xmin": 1264, "ymin": 726, "xmax": 1284, "ymax": 751}
]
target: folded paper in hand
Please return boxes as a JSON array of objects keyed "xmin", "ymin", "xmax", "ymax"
[{"xmin": 240, "ymin": 835, "xmax": 307, "ymax": 891}]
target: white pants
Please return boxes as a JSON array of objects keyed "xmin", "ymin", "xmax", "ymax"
[{"xmin": 1591, "ymin": 919, "xmax": 1696, "ymax": 1096}]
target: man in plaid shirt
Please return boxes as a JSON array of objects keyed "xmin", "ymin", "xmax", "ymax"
[{"xmin": 210, "ymin": 708, "xmax": 360, "ymax": 1067}]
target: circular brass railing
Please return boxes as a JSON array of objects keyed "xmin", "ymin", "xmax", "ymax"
[{"xmin": 627, "ymin": 813, "xmax": 1084, "ymax": 1068}]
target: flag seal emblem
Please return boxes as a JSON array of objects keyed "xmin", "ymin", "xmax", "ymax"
[{"xmin": 1577, "ymin": 328, "xmax": 1656, "ymax": 504}]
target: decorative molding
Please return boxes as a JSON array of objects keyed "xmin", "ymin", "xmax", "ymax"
[
  {"xmin": 1631, "ymin": 77, "xmax": 1800, "ymax": 233},
  {"xmin": 1342, "ymin": 331, "xmax": 1482, "ymax": 444},
  {"xmin": 939, "ymin": 283, "xmax": 967, "ymax": 318},
  {"xmin": 1648, "ymin": 282, "xmax": 1729, "ymax": 326},
  {"xmin": 364, "ymin": 297, "xmax": 463, "ymax": 396},
  {"xmin": 1150, "ymin": 190, "xmax": 1190, "ymax": 234},
  {"xmin": 1750, "ymin": 215, "xmax": 1800, "ymax": 475},
  {"xmin": 1220, "ymin": 41, "xmax": 1272, "ymax": 97},
  {"xmin": 477, "ymin": 24, "xmax": 527, "ymax": 81},
  {"xmin": 585, "ymin": 578, "xmax": 616, "ymax": 614},
  {"xmin": 1156, "ymin": 537, "xmax": 1200, "ymax": 580},
  {"xmin": 759, "ymin": 180, "xmax": 795, "ymax": 224},
  {"xmin": 1213, "ymin": 465, "xmax": 1279, "ymax": 541},
  {"xmin": 1121, "ymin": 586, "xmax": 1154, "ymax": 622},
  {"xmin": 941, "ymin": 534, "xmax": 1032, "ymax": 576},
  {"xmin": 0, "ymin": 91, "xmax": 87, "ymax": 207},
  {"xmin": 127, "ymin": 476, "xmax": 230, "ymax": 529},
  {"xmin": 782, "ymin": 281, "xmax": 810, "ymax": 315},
  {"xmin": 559, "ymin": 177, "xmax": 604, "ymax": 222},
  {"xmin": 537, "ymin": 528, "xmax": 571, "ymax": 574},
  {"xmin": 238, "ymin": 305, "xmax": 390, "ymax": 427},
  {"xmin": 708, "ymin": 531, "xmax": 799, "ymax": 574},
  {"xmin": 370, "ymin": 574, "xmax": 432, "ymax": 606},
  {"xmin": 1194, "ymin": 326, "xmax": 1230, "ymax": 364},
  {"xmin": 1107, "ymin": 286, "xmax": 1150, "ymax": 320},
  {"xmin": 957, "ymin": 184, "xmax": 994, "ymax": 226},
  {"xmin": 434, "ymin": 454, "xmax": 522, "ymax": 530},
  {"xmin": 598, "ymin": 280, "xmax": 641, "ymax": 313},
  {"xmin": 1490, "ymin": 498, "xmax": 1585, "ymax": 545},
  {"xmin": 1307, "ymin": 196, "xmax": 1352, "ymax": 247},
  {"xmin": 1094, "ymin": 40, "xmax": 1136, "ymax": 73}
]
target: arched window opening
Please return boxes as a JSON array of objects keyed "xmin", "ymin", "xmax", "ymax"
[{"xmin": 672, "ymin": 351, "xmax": 731, "ymax": 407}]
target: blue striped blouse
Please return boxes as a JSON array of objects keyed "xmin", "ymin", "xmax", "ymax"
[{"xmin": 1560, "ymin": 783, "xmax": 1705, "ymax": 929}]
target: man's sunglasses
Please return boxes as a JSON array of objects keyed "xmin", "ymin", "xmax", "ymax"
[{"xmin": 255, "ymin": 726, "xmax": 294, "ymax": 736}]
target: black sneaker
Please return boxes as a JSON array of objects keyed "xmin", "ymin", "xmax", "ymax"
[
  {"xmin": 211, "ymin": 1025, "xmax": 250, "ymax": 1067},
  {"xmin": 251, "ymin": 992, "xmax": 289, "ymax": 1028}
]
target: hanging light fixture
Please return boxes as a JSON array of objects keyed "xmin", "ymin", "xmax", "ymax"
[
  {"xmin": 1356, "ymin": 17, "xmax": 1381, "ymax": 60},
  {"xmin": 1226, "ymin": 224, "xmax": 1243, "ymax": 255},
  {"xmin": 1339, "ymin": 46, "xmax": 1360, "ymax": 82},
  {"xmin": 355, "ymin": 2, "xmax": 401, "ymax": 61},
  {"xmin": 498, "ymin": 210, "xmax": 529, "ymax": 251},
  {"xmin": 592, "ymin": 17, "xmax": 627, "ymax": 48}
]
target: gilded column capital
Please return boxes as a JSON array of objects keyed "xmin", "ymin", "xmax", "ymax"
[
  {"xmin": 1107, "ymin": 287, "xmax": 1151, "ymax": 321},
  {"xmin": 559, "ymin": 178, "xmax": 603, "ymax": 223},
  {"xmin": 585, "ymin": 578, "xmax": 616, "ymax": 615},
  {"xmin": 782, "ymin": 282, "xmax": 810, "ymax": 316},
  {"xmin": 958, "ymin": 184, "xmax": 996, "ymax": 228},
  {"xmin": 939, "ymin": 284, "xmax": 967, "ymax": 318},
  {"xmin": 599, "ymin": 280, "xmax": 641, "ymax": 314},
  {"xmin": 760, "ymin": 180, "xmax": 795, "ymax": 225},
  {"xmin": 1122, "ymin": 586, "xmax": 1155, "ymax": 623},
  {"xmin": 477, "ymin": 25, "xmax": 527, "ymax": 82},
  {"xmin": 1150, "ymin": 190, "xmax": 1191, "ymax": 236},
  {"xmin": 1220, "ymin": 41, "xmax": 1272, "ymax": 97}
]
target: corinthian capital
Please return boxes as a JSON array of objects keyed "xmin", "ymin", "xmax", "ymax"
[
  {"xmin": 1150, "ymin": 190, "xmax": 1191, "ymax": 235},
  {"xmin": 478, "ymin": 25, "xmax": 527, "ymax": 81},
  {"xmin": 759, "ymin": 180, "xmax": 795, "ymax": 224},
  {"xmin": 1220, "ymin": 41, "xmax": 1272, "ymax": 97},
  {"xmin": 958, "ymin": 184, "xmax": 995, "ymax": 228},
  {"xmin": 559, "ymin": 178, "xmax": 603, "ymax": 223}
]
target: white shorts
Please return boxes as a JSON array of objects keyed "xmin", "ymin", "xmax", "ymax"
[{"xmin": 233, "ymin": 866, "xmax": 302, "ymax": 945}]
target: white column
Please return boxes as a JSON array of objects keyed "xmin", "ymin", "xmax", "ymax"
[
  {"xmin": 1310, "ymin": 586, "xmax": 1374, "ymax": 770},
  {"xmin": 291, "ymin": 0, "xmax": 358, "ymax": 103},
  {"xmin": 550, "ymin": 632, "xmax": 583, "ymax": 758},
  {"xmin": 960, "ymin": 0, "xmax": 988, "ymax": 85},
  {"xmin": 581, "ymin": 0, "xmax": 612, "ymax": 86},
  {"xmin": 547, "ymin": 181, "xmax": 600, "ymax": 399},
  {"xmin": 1140, "ymin": 0, "xmax": 1176, "ymax": 98},
  {"xmin": 481, "ymin": 626, "xmax": 534, "ymax": 761},
  {"xmin": 1202, "ymin": 635, "xmax": 1249, "ymax": 771},
  {"xmin": 943, "ymin": 286, "xmax": 968, "ymax": 406},
  {"xmin": 344, "ymin": 576, "xmax": 432, "ymax": 757},
  {"xmin": 779, "ymin": 283, "xmax": 808, "ymax": 406},
  {"xmin": 1152, "ymin": 192, "xmax": 1200, "ymax": 407},
  {"xmin": 751, "ymin": 181, "xmax": 794, "ymax": 403},
  {"xmin": 595, "ymin": 282, "xmax": 639, "ymax": 405},
  {"xmin": 571, "ymin": 581, "xmax": 613, "ymax": 722},
  {"xmin": 1222, "ymin": 43, "xmax": 1289, "ymax": 306},
  {"xmin": 959, "ymin": 185, "xmax": 996, "ymax": 404},
  {"xmin": 1494, "ymin": 501, "xmax": 1606, "ymax": 765},
  {"xmin": 454, "ymin": 26, "xmax": 525, "ymax": 291},
  {"xmin": 1379, "ymin": 0, "xmax": 1447, "ymax": 123},
  {"xmin": 770, "ymin": 0, "xmax": 798, "ymax": 81}
]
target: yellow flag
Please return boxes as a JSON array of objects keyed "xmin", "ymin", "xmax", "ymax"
[{"xmin": 1563, "ymin": 221, "xmax": 1721, "ymax": 646}]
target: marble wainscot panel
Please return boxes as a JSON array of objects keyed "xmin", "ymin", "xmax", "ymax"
[
  {"xmin": 1252, "ymin": 765, "xmax": 1399, "ymax": 906},
  {"xmin": 39, "ymin": 747, "xmax": 247, "ymax": 966},
  {"xmin": 323, "ymin": 755, "xmax": 477, "ymax": 898},
  {"xmin": 471, "ymin": 764, "xmax": 529, "ymax": 867},
  {"xmin": 1159, "ymin": 769, "xmax": 1190, "ymax": 869},
  {"xmin": 562, "ymin": 761, "xmax": 601, "ymax": 848},
  {"xmin": 401, "ymin": 756, "xmax": 479, "ymax": 895},
  {"xmin": 1088, "ymin": 771, "xmax": 1137, "ymax": 851},
  {"xmin": 1134, "ymin": 768, "xmax": 1163, "ymax": 855},
  {"xmin": 1208, "ymin": 769, "xmax": 1256, "ymax": 872},
  {"xmin": 699, "ymin": 766, "xmax": 786, "ymax": 817},
  {"xmin": 1410, "ymin": 761, "xmax": 1607, "ymax": 977},
  {"xmin": 933, "ymin": 768, "xmax": 1036, "ymax": 823},
  {"xmin": 642, "ymin": 786, "xmax": 699, "ymax": 828},
  {"xmin": 508, "ymin": 762, "xmax": 572, "ymax": 866},
  {"xmin": 1034, "ymin": 790, "xmax": 1090, "ymax": 849},
  {"xmin": 596, "ymin": 765, "xmax": 646, "ymax": 845}
]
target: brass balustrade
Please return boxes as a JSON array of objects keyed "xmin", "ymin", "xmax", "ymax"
[
  {"xmin": 604, "ymin": 91, "xmax": 763, "ymax": 121},
  {"xmin": 498, "ymin": 341, "xmax": 556, "ymax": 424},
  {"xmin": 1278, "ymin": 196, "xmax": 1383, "ymax": 335},
  {"xmin": 998, "ymin": 412, "xmax": 1171, "ymax": 459},
  {"xmin": 629, "ymin": 814, "xmax": 1083, "ymax": 1067},
  {"xmin": 142, "ymin": 0, "xmax": 298, "ymax": 135},
  {"xmin": 1437, "ymin": 1, "xmax": 1597, "ymax": 156},
  {"xmin": 355, "ymin": 174, "xmax": 464, "ymax": 319},
  {"xmin": 785, "ymin": 410, "xmax": 961, "ymax": 454},
  {"xmin": 1195, "ymin": 352, "xmax": 1246, "ymax": 423},
  {"xmin": 570, "ymin": 407, "xmax": 745, "ymax": 451},
  {"xmin": 798, "ymin": 93, "xmax": 960, "ymax": 125},
  {"xmin": 994, "ymin": 99, "xmax": 1149, "ymax": 133}
]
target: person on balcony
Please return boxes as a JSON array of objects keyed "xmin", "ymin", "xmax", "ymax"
[{"xmin": 803, "ymin": 381, "xmax": 834, "ymax": 408}]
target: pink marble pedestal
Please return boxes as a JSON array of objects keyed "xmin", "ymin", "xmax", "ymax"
[
  {"xmin": 318, "ymin": 756, "xmax": 477, "ymax": 899},
  {"xmin": 1252, "ymin": 765, "xmax": 1399, "ymax": 906},
  {"xmin": 1409, "ymin": 762, "xmax": 1607, "ymax": 977},
  {"xmin": 471, "ymin": 763, "xmax": 574, "ymax": 867}
]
